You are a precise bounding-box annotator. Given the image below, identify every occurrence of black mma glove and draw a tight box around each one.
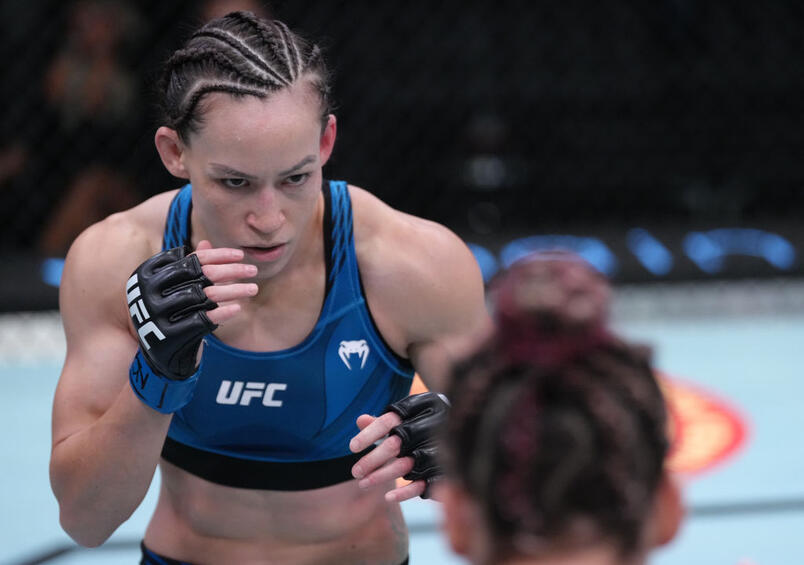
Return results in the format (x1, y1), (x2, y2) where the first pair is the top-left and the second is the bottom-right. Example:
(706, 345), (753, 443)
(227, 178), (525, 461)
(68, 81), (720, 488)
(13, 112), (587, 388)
(126, 246), (218, 413)
(387, 391), (450, 499)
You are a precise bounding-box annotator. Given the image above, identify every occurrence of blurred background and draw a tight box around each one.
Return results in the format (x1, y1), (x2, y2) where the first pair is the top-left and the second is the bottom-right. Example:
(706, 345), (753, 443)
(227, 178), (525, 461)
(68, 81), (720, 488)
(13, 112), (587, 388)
(2, 1), (804, 564)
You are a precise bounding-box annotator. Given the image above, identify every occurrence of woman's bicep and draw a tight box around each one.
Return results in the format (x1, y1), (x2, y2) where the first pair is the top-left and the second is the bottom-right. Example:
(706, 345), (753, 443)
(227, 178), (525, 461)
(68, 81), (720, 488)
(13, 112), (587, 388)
(52, 224), (142, 447)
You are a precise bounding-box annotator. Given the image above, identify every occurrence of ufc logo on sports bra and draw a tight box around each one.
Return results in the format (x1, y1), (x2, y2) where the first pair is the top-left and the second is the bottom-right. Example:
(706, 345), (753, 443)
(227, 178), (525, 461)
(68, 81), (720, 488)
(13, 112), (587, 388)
(216, 380), (287, 407)
(126, 274), (165, 349)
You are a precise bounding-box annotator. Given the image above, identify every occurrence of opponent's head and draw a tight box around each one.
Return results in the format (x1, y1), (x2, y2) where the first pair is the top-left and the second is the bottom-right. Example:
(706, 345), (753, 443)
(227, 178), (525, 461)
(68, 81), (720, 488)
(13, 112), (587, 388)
(153, 12), (336, 277)
(439, 251), (682, 565)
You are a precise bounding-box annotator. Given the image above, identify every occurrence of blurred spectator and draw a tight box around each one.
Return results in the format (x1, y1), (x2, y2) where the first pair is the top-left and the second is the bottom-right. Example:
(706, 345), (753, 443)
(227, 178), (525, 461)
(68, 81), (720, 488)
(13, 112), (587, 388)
(29, 1), (277, 255)
(43, 0), (141, 132)
(38, 165), (140, 255)
(440, 111), (530, 237)
(27, 0), (146, 255)
(0, 144), (29, 189)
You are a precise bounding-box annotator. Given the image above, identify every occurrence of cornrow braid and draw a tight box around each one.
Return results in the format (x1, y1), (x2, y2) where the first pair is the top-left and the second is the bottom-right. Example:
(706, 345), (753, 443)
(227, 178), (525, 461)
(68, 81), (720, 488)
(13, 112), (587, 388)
(274, 20), (304, 80)
(226, 11), (297, 81)
(442, 254), (669, 561)
(173, 81), (266, 134)
(168, 47), (275, 90)
(159, 11), (332, 143)
(192, 30), (291, 85)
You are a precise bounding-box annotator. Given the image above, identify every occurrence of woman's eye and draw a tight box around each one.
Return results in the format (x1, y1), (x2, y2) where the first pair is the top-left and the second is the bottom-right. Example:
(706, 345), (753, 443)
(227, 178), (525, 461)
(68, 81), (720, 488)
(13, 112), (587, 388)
(221, 178), (248, 189)
(285, 173), (309, 186)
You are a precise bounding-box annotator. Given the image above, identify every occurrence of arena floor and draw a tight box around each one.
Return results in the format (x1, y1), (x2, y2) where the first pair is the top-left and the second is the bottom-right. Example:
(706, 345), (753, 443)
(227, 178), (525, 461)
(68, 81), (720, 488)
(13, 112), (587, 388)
(2, 280), (803, 564)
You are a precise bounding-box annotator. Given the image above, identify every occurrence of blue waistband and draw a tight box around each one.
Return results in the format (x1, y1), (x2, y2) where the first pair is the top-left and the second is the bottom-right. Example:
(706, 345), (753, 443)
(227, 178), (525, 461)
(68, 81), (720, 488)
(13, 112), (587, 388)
(140, 542), (192, 565)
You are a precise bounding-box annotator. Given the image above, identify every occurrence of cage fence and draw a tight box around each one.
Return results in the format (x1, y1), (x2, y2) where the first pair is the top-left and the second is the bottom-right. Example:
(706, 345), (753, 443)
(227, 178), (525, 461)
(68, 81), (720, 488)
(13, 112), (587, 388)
(1, 0), (803, 298)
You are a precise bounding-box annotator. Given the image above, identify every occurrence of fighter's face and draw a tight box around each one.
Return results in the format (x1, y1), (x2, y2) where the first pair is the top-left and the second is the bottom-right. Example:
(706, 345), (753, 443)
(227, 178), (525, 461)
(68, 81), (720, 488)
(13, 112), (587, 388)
(180, 83), (335, 279)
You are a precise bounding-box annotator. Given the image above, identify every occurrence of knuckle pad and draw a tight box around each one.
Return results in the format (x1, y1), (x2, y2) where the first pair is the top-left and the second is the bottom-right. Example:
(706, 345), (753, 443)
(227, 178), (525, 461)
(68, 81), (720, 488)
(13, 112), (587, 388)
(387, 392), (449, 494)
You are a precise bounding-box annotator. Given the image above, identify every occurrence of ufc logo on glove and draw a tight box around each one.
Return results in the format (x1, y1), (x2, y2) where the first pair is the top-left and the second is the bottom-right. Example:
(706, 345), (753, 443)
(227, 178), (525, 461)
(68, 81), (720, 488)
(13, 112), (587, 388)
(126, 274), (167, 349)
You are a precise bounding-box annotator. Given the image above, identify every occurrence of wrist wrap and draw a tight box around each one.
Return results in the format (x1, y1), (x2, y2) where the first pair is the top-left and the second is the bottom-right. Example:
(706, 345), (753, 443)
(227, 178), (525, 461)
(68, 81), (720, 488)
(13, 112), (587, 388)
(129, 349), (200, 414)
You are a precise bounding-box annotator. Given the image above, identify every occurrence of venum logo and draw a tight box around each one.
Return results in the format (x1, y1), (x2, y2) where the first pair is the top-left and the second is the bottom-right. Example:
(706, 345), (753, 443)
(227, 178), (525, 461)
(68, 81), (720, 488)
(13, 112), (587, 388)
(126, 274), (165, 349)
(338, 340), (370, 370)
(216, 380), (287, 407)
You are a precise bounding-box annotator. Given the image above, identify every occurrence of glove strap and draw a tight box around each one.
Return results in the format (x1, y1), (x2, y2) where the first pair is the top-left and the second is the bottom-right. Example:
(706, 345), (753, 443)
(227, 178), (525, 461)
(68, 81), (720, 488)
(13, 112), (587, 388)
(129, 349), (199, 414)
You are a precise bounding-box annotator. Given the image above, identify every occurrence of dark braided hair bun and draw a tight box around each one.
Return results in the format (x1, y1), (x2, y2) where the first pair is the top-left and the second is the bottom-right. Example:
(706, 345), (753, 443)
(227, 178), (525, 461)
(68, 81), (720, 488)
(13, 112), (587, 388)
(489, 250), (612, 368)
(444, 250), (669, 560)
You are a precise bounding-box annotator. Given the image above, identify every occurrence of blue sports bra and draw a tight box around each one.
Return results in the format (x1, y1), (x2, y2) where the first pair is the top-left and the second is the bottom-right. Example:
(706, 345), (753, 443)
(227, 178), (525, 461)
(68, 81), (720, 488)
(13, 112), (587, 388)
(159, 180), (414, 490)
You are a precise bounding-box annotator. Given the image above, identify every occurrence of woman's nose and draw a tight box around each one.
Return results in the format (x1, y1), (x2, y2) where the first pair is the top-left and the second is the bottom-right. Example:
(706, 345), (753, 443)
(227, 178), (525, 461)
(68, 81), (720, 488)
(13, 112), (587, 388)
(245, 187), (285, 234)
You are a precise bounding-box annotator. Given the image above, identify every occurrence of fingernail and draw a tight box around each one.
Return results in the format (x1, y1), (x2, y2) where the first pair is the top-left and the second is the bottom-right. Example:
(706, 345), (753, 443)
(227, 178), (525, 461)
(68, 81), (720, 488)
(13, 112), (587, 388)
(358, 478), (370, 489)
(246, 265), (258, 274)
(352, 465), (363, 479)
(248, 284), (259, 296)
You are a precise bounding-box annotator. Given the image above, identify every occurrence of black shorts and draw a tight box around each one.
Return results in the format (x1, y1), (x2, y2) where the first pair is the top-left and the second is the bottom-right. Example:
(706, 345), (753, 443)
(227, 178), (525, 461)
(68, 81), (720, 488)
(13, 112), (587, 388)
(140, 542), (410, 564)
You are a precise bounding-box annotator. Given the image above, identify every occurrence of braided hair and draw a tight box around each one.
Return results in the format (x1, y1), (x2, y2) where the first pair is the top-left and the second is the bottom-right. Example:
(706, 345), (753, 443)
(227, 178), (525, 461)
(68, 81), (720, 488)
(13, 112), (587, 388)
(159, 11), (331, 143)
(443, 252), (669, 561)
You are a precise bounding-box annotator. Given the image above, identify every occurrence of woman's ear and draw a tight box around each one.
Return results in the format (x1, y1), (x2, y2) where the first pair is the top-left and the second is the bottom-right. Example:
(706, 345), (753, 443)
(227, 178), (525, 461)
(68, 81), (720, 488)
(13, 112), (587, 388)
(438, 481), (490, 559)
(319, 114), (337, 166)
(154, 127), (190, 179)
(647, 472), (685, 548)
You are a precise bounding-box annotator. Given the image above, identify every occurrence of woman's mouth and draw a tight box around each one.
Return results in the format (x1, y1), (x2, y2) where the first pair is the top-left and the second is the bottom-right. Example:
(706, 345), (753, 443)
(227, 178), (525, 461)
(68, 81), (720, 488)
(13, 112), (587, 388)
(242, 243), (286, 262)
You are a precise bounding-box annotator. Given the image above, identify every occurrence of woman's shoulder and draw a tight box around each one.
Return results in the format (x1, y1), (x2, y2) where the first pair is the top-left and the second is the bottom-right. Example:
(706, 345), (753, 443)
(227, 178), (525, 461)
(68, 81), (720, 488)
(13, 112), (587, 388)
(347, 183), (470, 269)
(58, 188), (183, 330)
(65, 188), (181, 278)
(348, 182), (483, 319)
(122, 188), (182, 238)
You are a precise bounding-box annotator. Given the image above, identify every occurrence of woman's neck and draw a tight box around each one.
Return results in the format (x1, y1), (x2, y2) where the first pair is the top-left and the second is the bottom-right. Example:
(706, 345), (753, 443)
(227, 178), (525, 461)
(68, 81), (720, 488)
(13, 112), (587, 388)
(492, 544), (644, 565)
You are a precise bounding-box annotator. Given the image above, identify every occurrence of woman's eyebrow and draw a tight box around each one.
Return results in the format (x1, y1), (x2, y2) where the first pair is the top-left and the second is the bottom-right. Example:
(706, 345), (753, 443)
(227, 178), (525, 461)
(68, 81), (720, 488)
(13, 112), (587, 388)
(278, 155), (316, 176)
(208, 164), (258, 180)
